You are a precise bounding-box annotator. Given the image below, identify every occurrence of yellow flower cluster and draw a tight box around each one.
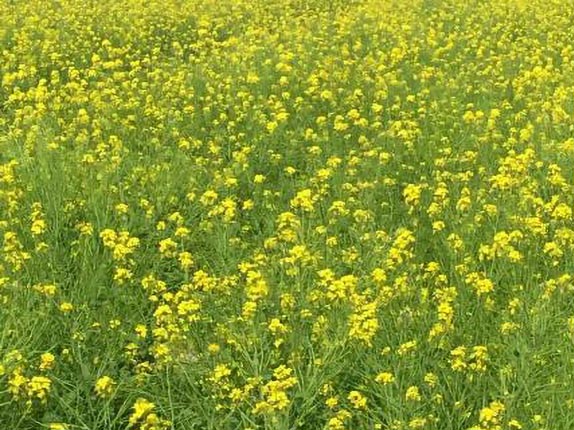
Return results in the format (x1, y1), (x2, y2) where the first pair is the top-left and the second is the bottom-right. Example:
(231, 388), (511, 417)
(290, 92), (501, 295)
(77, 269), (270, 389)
(1, 0), (574, 428)
(128, 398), (170, 430)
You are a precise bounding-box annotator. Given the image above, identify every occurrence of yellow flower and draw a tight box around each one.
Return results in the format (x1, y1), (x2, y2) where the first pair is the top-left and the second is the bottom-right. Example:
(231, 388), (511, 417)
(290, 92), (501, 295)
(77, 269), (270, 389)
(409, 417), (427, 429)
(375, 372), (395, 385)
(253, 365), (297, 414)
(348, 300), (379, 346)
(76, 222), (94, 236)
(405, 386), (421, 402)
(268, 318), (288, 335)
(128, 398), (165, 428)
(325, 396), (339, 409)
(398, 340), (417, 355)
(158, 238), (178, 257)
(8, 368), (28, 399)
(114, 267), (133, 284)
(115, 203), (129, 214)
(135, 324), (148, 338)
(290, 188), (315, 212)
(39, 352), (56, 371)
(178, 251), (194, 270)
(59, 302), (74, 313)
(348, 390), (367, 409)
(207, 343), (220, 354)
(403, 184), (423, 207)
(479, 400), (505, 424)
(31, 219), (46, 235)
(253, 174), (266, 184)
(508, 419), (522, 429)
(27, 376), (52, 403)
(212, 364), (232, 382)
(95, 376), (116, 398)
(424, 372), (438, 388)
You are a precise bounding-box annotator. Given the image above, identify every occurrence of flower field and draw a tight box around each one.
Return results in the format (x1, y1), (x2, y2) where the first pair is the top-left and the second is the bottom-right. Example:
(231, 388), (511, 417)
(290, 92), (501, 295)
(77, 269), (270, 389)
(2, 0), (574, 428)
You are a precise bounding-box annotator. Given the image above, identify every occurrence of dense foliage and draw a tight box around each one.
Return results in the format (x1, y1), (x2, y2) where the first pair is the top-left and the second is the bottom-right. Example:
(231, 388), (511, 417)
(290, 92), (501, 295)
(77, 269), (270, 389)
(1, 0), (574, 429)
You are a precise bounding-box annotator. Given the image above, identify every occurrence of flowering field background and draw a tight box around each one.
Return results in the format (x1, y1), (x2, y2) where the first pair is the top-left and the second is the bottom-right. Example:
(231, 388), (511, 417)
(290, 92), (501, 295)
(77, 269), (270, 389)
(2, 0), (574, 429)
